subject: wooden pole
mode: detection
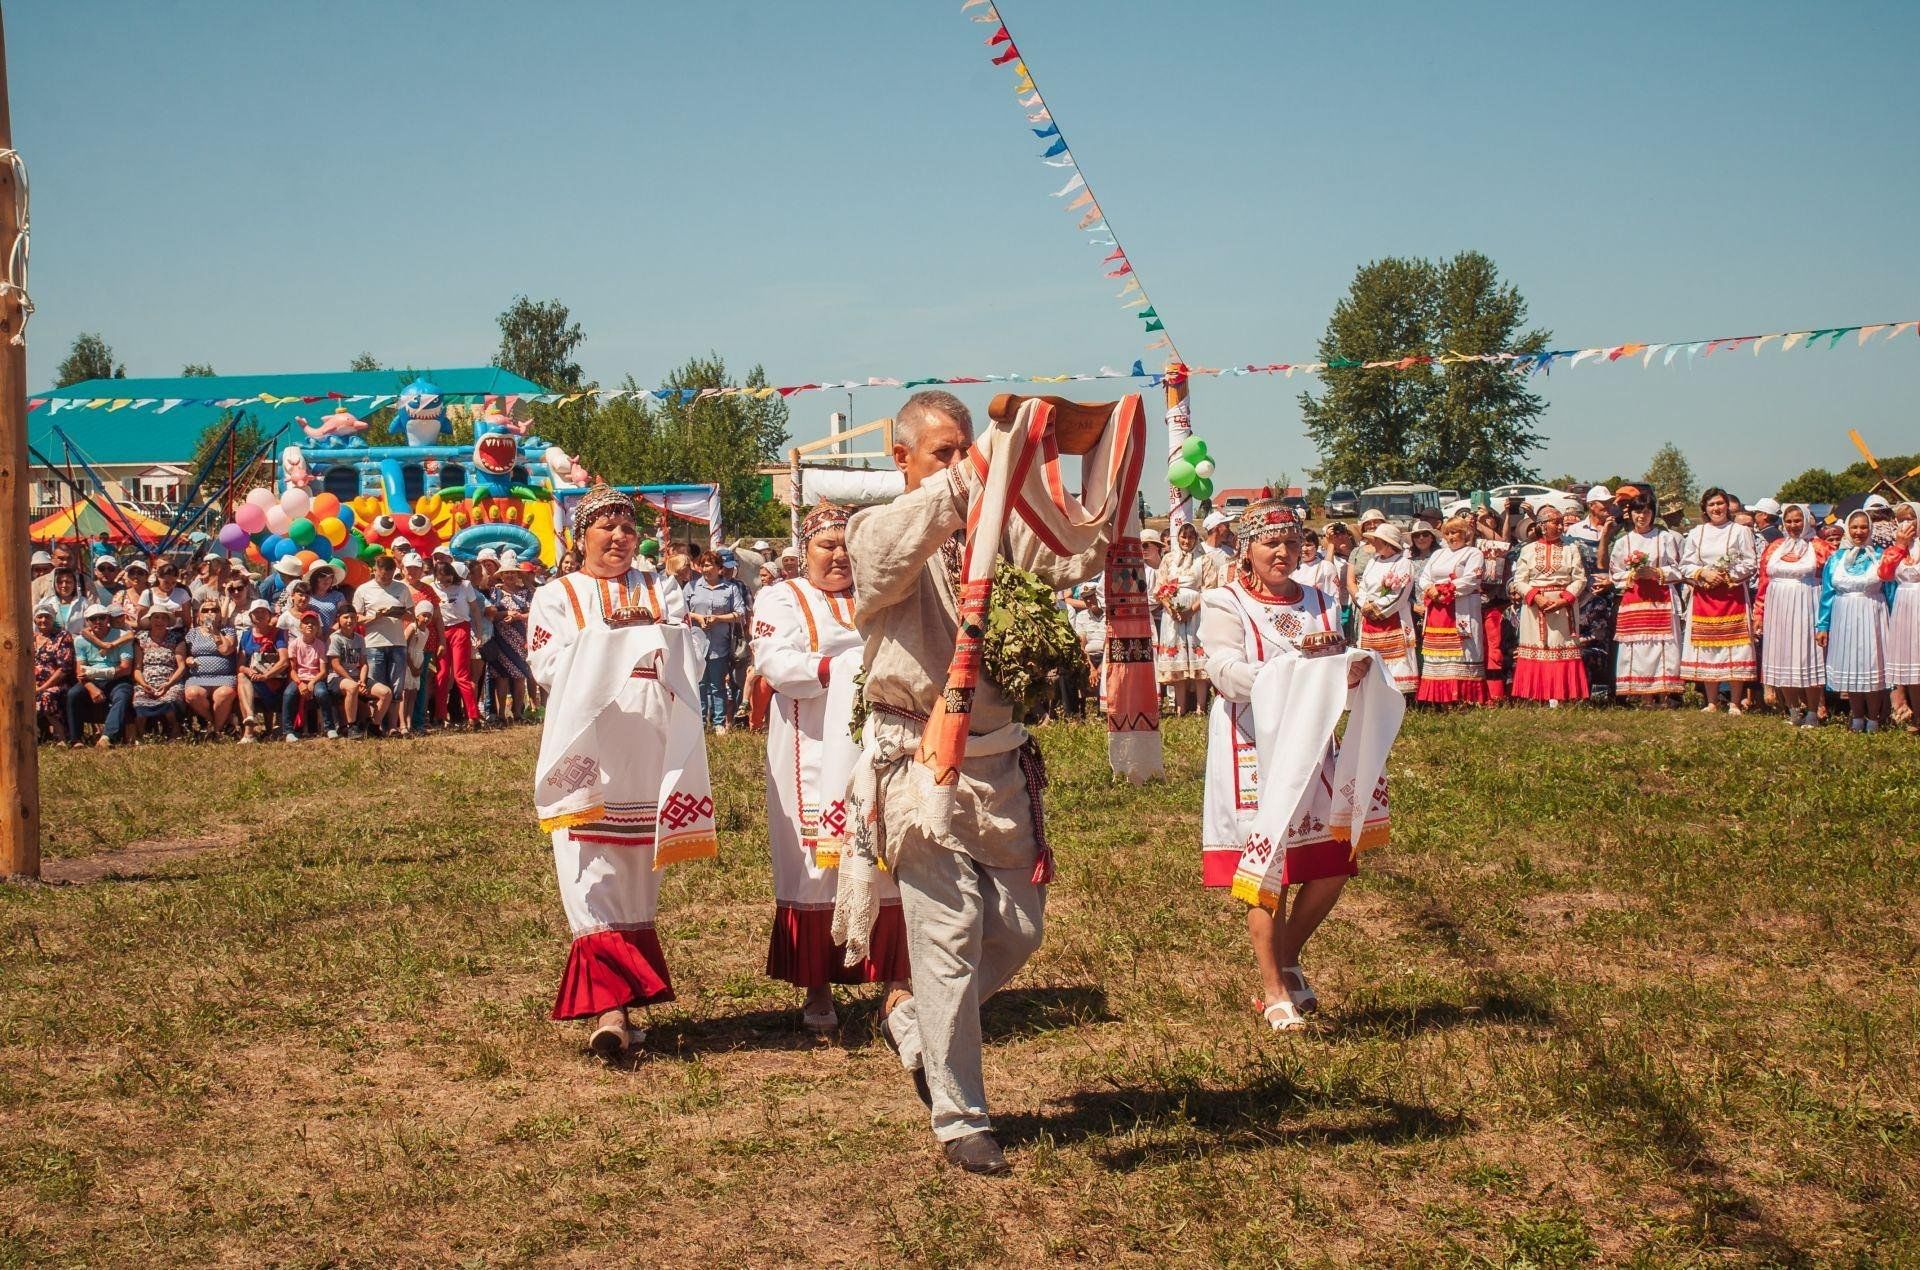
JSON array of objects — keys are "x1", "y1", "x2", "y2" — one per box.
[
  {"x1": 0, "y1": 4, "x2": 41, "y2": 882},
  {"x1": 1163, "y1": 363, "x2": 1193, "y2": 531}
]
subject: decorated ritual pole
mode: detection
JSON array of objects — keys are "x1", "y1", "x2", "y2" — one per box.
[
  {"x1": 1163, "y1": 363, "x2": 1192, "y2": 531},
  {"x1": 0, "y1": 7, "x2": 40, "y2": 882}
]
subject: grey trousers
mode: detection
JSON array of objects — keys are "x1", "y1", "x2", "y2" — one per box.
[{"x1": 885, "y1": 845, "x2": 1046, "y2": 1142}]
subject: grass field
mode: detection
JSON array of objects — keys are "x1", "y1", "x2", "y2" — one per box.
[{"x1": 4, "y1": 710, "x2": 1918, "y2": 1266}]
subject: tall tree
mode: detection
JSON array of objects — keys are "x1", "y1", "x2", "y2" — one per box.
[
  {"x1": 181, "y1": 362, "x2": 216, "y2": 377},
  {"x1": 493, "y1": 296, "x2": 584, "y2": 391},
  {"x1": 55, "y1": 332, "x2": 126, "y2": 386},
  {"x1": 1301, "y1": 252, "x2": 1548, "y2": 490},
  {"x1": 348, "y1": 351, "x2": 381, "y2": 372},
  {"x1": 1643, "y1": 442, "x2": 1699, "y2": 509}
]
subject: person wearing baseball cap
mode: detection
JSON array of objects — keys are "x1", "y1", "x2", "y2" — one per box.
[
  {"x1": 67, "y1": 602, "x2": 137, "y2": 746},
  {"x1": 1355, "y1": 521, "x2": 1419, "y2": 693},
  {"x1": 1749, "y1": 496, "x2": 1783, "y2": 544}
]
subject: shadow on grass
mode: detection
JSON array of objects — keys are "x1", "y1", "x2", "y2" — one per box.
[
  {"x1": 1333, "y1": 984, "x2": 1558, "y2": 1038},
  {"x1": 982, "y1": 985, "x2": 1114, "y2": 1042},
  {"x1": 995, "y1": 1072, "x2": 1465, "y2": 1169}
]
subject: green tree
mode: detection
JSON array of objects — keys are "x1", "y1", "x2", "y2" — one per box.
[
  {"x1": 1643, "y1": 443, "x2": 1699, "y2": 509},
  {"x1": 181, "y1": 362, "x2": 216, "y2": 377},
  {"x1": 190, "y1": 416, "x2": 274, "y2": 511},
  {"x1": 1776, "y1": 467, "x2": 1846, "y2": 506},
  {"x1": 348, "y1": 352, "x2": 381, "y2": 372},
  {"x1": 55, "y1": 332, "x2": 127, "y2": 386},
  {"x1": 493, "y1": 295, "x2": 584, "y2": 391},
  {"x1": 1301, "y1": 252, "x2": 1548, "y2": 490}
]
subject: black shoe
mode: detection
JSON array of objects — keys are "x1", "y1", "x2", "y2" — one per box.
[
  {"x1": 879, "y1": 1007, "x2": 933, "y2": 1109},
  {"x1": 942, "y1": 1131, "x2": 1011, "y2": 1176}
]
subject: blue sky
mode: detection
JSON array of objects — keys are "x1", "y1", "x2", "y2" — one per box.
[{"x1": 13, "y1": 0, "x2": 1918, "y2": 502}]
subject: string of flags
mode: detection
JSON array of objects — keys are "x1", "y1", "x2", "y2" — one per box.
[
  {"x1": 24, "y1": 317, "x2": 1915, "y2": 417},
  {"x1": 962, "y1": 0, "x2": 1177, "y2": 359}
]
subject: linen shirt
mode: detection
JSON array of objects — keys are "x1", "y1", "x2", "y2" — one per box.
[{"x1": 352, "y1": 579, "x2": 412, "y2": 648}]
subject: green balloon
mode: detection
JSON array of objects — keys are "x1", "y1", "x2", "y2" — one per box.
[
  {"x1": 1180, "y1": 436, "x2": 1209, "y2": 463},
  {"x1": 347, "y1": 533, "x2": 373, "y2": 559},
  {"x1": 639, "y1": 538, "x2": 661, "y2": 559},
  {"x1": 1193, "y1": 476, "x2": 1215, "y2": 501},
  {"x1": 1167, "y1": 459, "x2": 1198, "y2": 490},
  {"x1": 287, "y1": 517, "x2": 316, "y2": 546}
]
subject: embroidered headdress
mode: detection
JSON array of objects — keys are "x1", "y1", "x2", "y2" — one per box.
[
  {"x1": 571, "y1": 485, "x2": 636, "y2": 536},
  {"x1": 800, "y1": 500, "x2": 852, "y2": 544},
  {"x1": 1233, "y1": 497, "x2": 1301, "y2": 545}
]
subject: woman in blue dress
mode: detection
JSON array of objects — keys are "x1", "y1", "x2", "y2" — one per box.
[{"x1": 1817, "y1": 510, "x2": 1914, "y2": 732}]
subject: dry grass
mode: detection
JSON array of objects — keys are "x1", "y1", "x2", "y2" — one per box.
[{"x1": 3, "y1": 710, "x2": 1918, "y2": 1266}]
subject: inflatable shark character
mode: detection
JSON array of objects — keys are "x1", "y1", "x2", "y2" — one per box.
[
  {"x1": 468, "y1": 399, "x2": 544, "y2": 502},
  {"x1": 299, "y1": 405, "x2": 369, "y2": 447},
  {"x1": 394, "y1": 377, "x2": 451, "y2": 447}
]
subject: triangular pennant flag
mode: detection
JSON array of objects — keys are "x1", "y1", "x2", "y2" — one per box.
[
  {"x1": 1129, "y1": 360, "x2": 1145, "y2": 377},
  {"x1": 1031, "y1": 123, "x2": 1059, "y2": 139},
  {"x1": 1137, "y1": 307, "x2": 1158, "y2": 321},
  {"x1": 1144, "y1": 319, "x2": 1165, "y2": 333},
  {"x1": 1570, "y1": 349, "x2": 1602, "y2": 368},
  {"x1": 1043, "y1": 158, "x2": 1076, "y2": 167},
  {"x1": 991, "y1": 45, "x2": 1020, "y2": 65},
  {"x1": 1889, "y1": 321, "x2": 1919, "y2": 340},
  {"x1": 1079, "y1": 221, "x2": 1109, "y2": 234},
  {"x1": 1019, "y1": 92, "x2": 1041, "y2": 108},
  {"x1": 1121, "y1": 296, "x2": 1149, "y2": 308},
  {"x1": 1116, "y1": 277, "x2": 1141, "y2": 296},
  {"x1": 1857, "y1": 324, "x2": 1887, "y2": 345},
  {"x1": 1721, "y1": 336, "x2": 1754, "y2": 354},
  {"x1": 1146, "y1": 337, "x2": 1172, "y2": 351},
  {"x1": 987, "y1": 25, "x2": 1010, "y2": 45},
  {"x1": 131, "y1": 398, "x2": 156, "y2": 409},
  {"x1": 1827, "y1": 327, "x2": 1856, "y2": 347},
  {"x1": 1065, "y1": 190, "x2": 1093, "y2": 211},
  {"x1": 1752, "y1": 334, "x2": 1779, "y2": 355},
  {"x1": 1049, "y1": 174, "x2": 1084, "y2": 197},
  {"x1": 1102, "y1": 246, "x2": 1126, "y2": 261},
  {"x1": 972, "y1": 6, "x2": 997, "y2": 19},
  {"x1": 1780, "y1": 332, "x2": 1806, "y2": 352},
  {"x1": 1104, "y1": 262, "x2": 1132, "y2": 278},
  {"x1": 1077, "y1": 206, "x2": 1103, "y2": 228},
  {"x1": 1027, "y1": 108, "x2": 1051, "y2": 123},
  {"x1": 1641, "y1": 344, "x2": 1665, "y2": 367},
  {"x1": 1686, "y1": 342, "x2": 1705, "y2": 363},
  {"x1": 1041, "y1": 138, "x2": 1068, "y2": 158},
  {"x1": 1015, "y1": 76, "x2": 1035, "y2": 93},
  {"x1": 27, "y1": 397, "x2": 45, "y2": 412},
  {"x1": 86, "y1": 398, "x2": 109, "y2": 408},
  {"x1": 961, "y1": 0, "x2": 989, "y2": 10}
]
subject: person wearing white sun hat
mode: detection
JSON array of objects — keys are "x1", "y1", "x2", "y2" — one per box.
[{"x1": 1355, "y1": 521, "x2": 1418, "y2": 693}]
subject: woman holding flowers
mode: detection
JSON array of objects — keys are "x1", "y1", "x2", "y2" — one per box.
[
  {"x1": 1155, "y1": 520, "x2": 1213, "y2": 715},
  {"x1": 1355, "y1": 522, "x2": 1418, "y2": 694},
  {"x1": 1608, "y1": 495, "x2": 1686, "y2": 705},
  {"x1": 1680, "y1": 487, "x2": 1759, "y2": 712}
]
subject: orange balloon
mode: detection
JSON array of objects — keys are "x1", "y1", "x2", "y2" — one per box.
[
  {"x1": 296, "y1": 550, "x2": 319, "y2": 569},
  {"x1": 245, "y1": 544, "x2": 266, "y2": 566},
  {"x1": 343, "y1": 559, "x2": 371, "y2": 587},
  {"x1": 310, "y1": 492, "x2": 341, "y2": 519}
]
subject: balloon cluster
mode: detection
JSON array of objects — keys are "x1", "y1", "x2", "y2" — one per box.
[
  {"x1": 216, "y1": 486, "x2": 379, "y2": 587},
  {"x1": 1166, "y1": 436, "x2": 1217, "y2": 502}
]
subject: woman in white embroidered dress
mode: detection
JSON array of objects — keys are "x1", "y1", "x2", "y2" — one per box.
[
  {"x1": 1200, "y1": 500, "x2": 1385, "y2": 1031},
  {"x1": 1680, "y1": 487, "x2": 1760, "y2": 712},
  {"x1": 1754, "y1": 504, "x2": 1830, "y2": 727},
  {"x1": 527, "y1": 487, "x2": 695, "y2": 1061},
  {"x1": 754, "y1": 504, "x2": 911, "y2": 1032},
  {"x1": 1608, "y1": 494, "x2": 1686, "y2": 705},
  {"x1": 1155, "y1": 521, "x2": 1212, "y2": 715},
  {"x1": 1885, "y1": 502, "x2": 1920, "y2": 731},
  {"x1": 1510, "y1": 505, "x2": 1589, "y2": 705},
  {"x1": 1414, "y1": 515, "x2": 1486, "y2": 704},
  {"x1": 1355, "y1": 522, "x2": 1418, "y2": 693}
]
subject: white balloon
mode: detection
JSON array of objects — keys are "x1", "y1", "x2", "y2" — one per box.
[
  {"x1": 246, "y1": 487, "x2": 277, "y2": 510},
  {"x1": 1194, "y1": 460, "x2": 1216, "y2": 479},
  {"x1": 280, "y1": 487, "x2": 312, "y2": 518}
]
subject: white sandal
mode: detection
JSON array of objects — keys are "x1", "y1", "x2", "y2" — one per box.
[
  {"x1": 802, "y1": 1002, "x2": 839, "y2": 1033},
  {"x1": 1258, "y1": 997, "x2": 1307, "y2": 1031},
  {"x1": 1280, "y1": 966, "x2": 1318, "y2": 1015}
]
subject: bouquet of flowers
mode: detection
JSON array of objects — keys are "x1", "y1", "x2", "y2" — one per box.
[{"x1": 1429, "y1": 579, "x2": 1457, "y2": 607}]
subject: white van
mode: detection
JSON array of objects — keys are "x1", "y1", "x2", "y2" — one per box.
[{"x1": 1358, "y1": 482, "x2": 1443, "y2": 528}]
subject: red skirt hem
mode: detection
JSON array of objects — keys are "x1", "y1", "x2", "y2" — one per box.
[
  {"x1": 1204, "y1": 840, "x2": 1357, "y2": 889},
  {"x1": 1417, "y1": 677, "x2": 1489, "y2": 703},
  {"x1": 766, "y1": 903, "x2": 910, "y2": 987},
  {"x1": 551, "y1": 928, "x2": 675, "y2": 1021},
  {"x1": 1203, "y1": 849, "x2": 1240, "y2": 888},
  {"x1": 1511, "y1": 658, "x2": 1589, "y2": 701}
]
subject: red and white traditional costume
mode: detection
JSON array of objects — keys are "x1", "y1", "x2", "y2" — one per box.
[
  {"x1": 1200, "y1": 567, "x2": 1404, "y2": 905},
  {"x1": 753, "y1": 573, "x2": 909, "y2": 988},
  {"x1": 1755, "y1": 525, "x2": 1829, "y2": 689},
  {"x1": 1680, "y1": 520, "x2": 1759, "y2": 682},
  {"x1": 528, "y1": 558, "x2": 716, "y2": 1022},
  {"x1": 1609, "y1": 527, "x2": 1686, "y2": 697},
  {"x1": 1510, "y1": 539, "x2": 1589, "y2": 701},
  {"x1": 1415, "y1": 542, "x2": 1487, "y2": 703}
]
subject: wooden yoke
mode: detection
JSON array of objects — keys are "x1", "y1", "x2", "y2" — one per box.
[{"x1": 988, "y1": 393, "x2": 1115, "y2": 456}]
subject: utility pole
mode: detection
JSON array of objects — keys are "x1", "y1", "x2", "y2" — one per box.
[{"x1": 0, "y1": 3, "x2": 39, "y2": 882}]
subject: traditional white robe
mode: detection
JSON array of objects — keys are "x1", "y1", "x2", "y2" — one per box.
[
  {"x1": 1355, "y1": 554, "x2": 1418, "y2": 692},
  {"x1": 1609, "y1": 528, "x2": 1685, "y2": 696},
  {"x1": 1756, "y1": 536, "x2": 1827, "y2": 689},
  {"x1": 1415, "y1": 543, "x2": 1486, "y2": 699},
  {"x1": 528, "y1": 567, "x2": 714, "y2": 1020},
  {"x1": 1680, "y1": 521, "x2": 1759, "y2": 681},
  {"x1": 752, "y1": 578, "x2": 907, "y2": 986},
  {"x1": 1200, "y1": 581, "x2": 1403, "y2": 899}
]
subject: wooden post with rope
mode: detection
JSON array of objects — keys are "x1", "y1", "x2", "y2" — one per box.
[
  {"x1": 0, "y1": 6, "x2": 42, "y2": 882},
  {"x1": 1163, "y1": 363, "x2": 1193, "y2": 532}
]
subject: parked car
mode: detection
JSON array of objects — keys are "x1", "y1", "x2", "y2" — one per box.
[
  {"x1": 1488, "y1": 483, "x2": 1557, "y2": 503},
  {"x1": 1358, "y1": 482, "x2": 1443, "y2": 528},
  {"x1": 1324, "y1": 487, "x2": 1360, "y2": 518},
  {"x1": 1436, "y1": 488, "x2": 1462, "y2": 505}
]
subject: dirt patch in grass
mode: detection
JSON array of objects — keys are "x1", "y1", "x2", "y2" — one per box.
[{"x1": 38, "y1": 832, "x2": 239, "y2": 884}]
